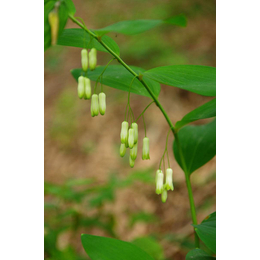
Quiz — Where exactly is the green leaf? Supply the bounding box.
[131,237,164,260]
[144,65,216,96]
[93,15,187,36]
[63,0,76,15]
[44,1,56,51]
[173,120,216,175]
[71,65,161,98]
[81,234,155,260]
[57,28,120,55]
[175,99,216,130]
[44,1,73,52]
[186,248,215,260]
[193,212,216,254]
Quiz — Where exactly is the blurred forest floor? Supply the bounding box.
[44,0,216,259]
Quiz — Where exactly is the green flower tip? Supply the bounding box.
[89,48,97,71]
[81,49,88,71]
[120,143,126,157]
[78,76,85,99]
[161,187,167,203]
[165,168,174,191]
[131,122,138,144]
[91,94,99,117]
[129,156,135,168]
[142,137,150,160]
[130,143,138,160]
[84,77,91,100]
[120,121,129,144]
[155,170,164,195]
[128,128,135,149]
[99,92,106,115]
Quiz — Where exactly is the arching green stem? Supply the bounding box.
[69,14,199,248]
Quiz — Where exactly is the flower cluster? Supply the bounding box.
[77,48,106,117]
[155,167,174,203]
[120,120,150,168]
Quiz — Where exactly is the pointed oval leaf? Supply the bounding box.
[193,212,216,253]
[173,120,216,175]
[57,28,120,55]
[144,65,216,96]
[186,249,215,260]
[81,234,155,260]
[71,65,161,98]
[93,15,187,36]
[175,99,216,130]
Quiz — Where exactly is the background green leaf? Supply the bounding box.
[63,0,76,15]
[44,1,56,51]
[193,212,216,253]
[93,15,187,36]
[175,99,216,130]
[81,234,155,260]
[57,28,120,55]
[144,65,216,96]
[44,0,74,51]
[71,65,161,98]
[131,237,164,260]
[173,119,216,175]
[186,248,215,260]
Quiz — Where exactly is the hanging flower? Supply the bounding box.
[84,77,91,100]
[165,168,174,191]
[131,122,138,144]
[120,121,129,144]
[77,76,85,99]
[81,49,88,71]
[89,48,97,71]
[91,94,99,117]
[142,137,150,160]
[128,128,135,149]
[155,169,164,195]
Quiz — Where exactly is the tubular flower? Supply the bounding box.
[77,76,85,99]
[120,121,129,144]
[130,143,138,160]
[89,48,97,71]
[48,10,59,45]
[99,92,106,115]
[128,128,135,149]
[91,94,99,117]
[84,77,91,99]
[120,143,126,157]
[131,123,138,144]
[165,168,174,191]
[129,156,135,168]
[81,49,88,71]
[142,137,150,160]
[161,186,168,203]
[155,170,164,195]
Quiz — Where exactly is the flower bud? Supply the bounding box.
[91,94,99,117]
[99,92,106,115]
[81,49,88,71]
[78,76,85,99]
[84,77,91,100]
[120,121,129,144]
[142,137,150,160]
[129,156,135,168]
[161,186,168,203]
[131,123,138,144]
[48,10,59,45]
[165,168,174,191]
[128,128,135,149]
[120,143,126,157]
[155,170,164,195]
[89,48,97,71]
[130,143,138,160]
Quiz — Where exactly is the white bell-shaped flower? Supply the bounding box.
[120,121,129,144]
[142,137,150,160]
[81,49,88,71]
[155,169,164,195]
[77,76,85,99]
[99,92,106,115]
[165,168,174,191]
